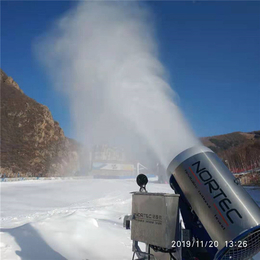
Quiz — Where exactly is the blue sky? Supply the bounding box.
[1,1,260,138]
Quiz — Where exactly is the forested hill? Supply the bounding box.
[201,131,260,173]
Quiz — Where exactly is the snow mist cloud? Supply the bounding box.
[37,1,199,169]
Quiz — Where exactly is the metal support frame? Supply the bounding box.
[169,175,217,259]
[132,241,157,260]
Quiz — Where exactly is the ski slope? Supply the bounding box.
[0,179,172,260]
[1,179,260,260]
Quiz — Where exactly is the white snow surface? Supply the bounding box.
[0,179,172,260]
[1,180,260,260]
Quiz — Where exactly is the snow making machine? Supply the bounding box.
[123,145,260,260]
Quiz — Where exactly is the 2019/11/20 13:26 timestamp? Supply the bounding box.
[171,240,248,248]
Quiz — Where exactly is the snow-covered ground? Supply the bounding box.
[1,179,260,260]
[0,179,172,260]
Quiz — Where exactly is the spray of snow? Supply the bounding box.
[36,1,199,169]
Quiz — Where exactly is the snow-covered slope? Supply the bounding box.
[0,179,172,260]
[1,180,260,260]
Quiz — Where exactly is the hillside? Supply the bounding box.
[1,69,259,177]
[201,131,260,173]
[0,69,80,177]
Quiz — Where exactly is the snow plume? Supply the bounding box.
[36,1,199,169]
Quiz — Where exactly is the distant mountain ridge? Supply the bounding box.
[201,131,260,173]
[0,69,259,177]
[0,69,80,177]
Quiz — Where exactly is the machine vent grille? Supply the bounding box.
[221,229,260,260]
